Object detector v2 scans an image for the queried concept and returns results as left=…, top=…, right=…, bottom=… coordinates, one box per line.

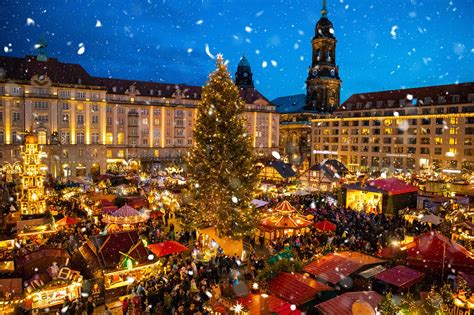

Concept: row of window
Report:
left=345, top=94, right=474, bottom=110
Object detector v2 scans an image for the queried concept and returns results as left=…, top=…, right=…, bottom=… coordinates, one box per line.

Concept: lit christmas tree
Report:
left=184, top=55, right=260, bottom=239
left=19, top=133, right=47, bottom=216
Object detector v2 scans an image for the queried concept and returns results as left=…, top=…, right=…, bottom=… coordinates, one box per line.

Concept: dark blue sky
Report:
left=1, top=0, right=473, bottom=101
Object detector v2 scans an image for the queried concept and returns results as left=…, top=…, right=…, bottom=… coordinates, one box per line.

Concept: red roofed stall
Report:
left=304, top=252, right=385, bottom=287
left=268, top=272, right=333, bottom=307
left=406, top=231, right=474, bottom=274
left=374, top=265, right=424, bottom=291
left=315, top=291, right=382, bottom=315
left=236, top=293, right=302, bottom=315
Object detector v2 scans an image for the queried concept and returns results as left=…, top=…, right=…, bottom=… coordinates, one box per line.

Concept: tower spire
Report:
left=321, top=0, right=328, bottom=17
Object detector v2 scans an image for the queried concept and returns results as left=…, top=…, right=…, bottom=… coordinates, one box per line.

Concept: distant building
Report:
left=0, top=54, right=278, bottom=177
left=311, top=82, right=474, bottom=176
left=275, top=0, right=341, bottom=164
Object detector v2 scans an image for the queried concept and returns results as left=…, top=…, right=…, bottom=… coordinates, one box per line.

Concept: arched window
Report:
left=38, top=131, right=47, bottom=144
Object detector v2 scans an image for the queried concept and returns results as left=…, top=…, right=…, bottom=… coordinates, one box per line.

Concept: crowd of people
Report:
left=2, top=172, right=441, bottom=314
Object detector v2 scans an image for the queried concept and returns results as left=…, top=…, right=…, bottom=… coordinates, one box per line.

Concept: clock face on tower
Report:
left=312, top=69, right=318, bottom=76
left=243, top=72, right=249, bottom=77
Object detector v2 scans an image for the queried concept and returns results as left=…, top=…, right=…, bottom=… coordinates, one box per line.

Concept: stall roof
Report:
left=367, top=178, right=418, bottom=196
left=16, top=248, right=70, bottom=279
left=358, top=265, right=387, bottom=279
left=268, top=272, right=332, bottom=306
left=268, top=160, right=297, bottom=178
left=406, top=231, right=474, bottom=273
left=374, top=265, right=425, bottom=290
left=304, top=252, right=385, bottom=285
left=315, top=291, right=382, bottom=315
left=85, top=230, right=149, bottom=271
left=236, top=293, right=302, bottom=315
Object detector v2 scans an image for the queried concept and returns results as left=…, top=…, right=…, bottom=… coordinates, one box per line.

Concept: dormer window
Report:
left=77, top=78, right=82, bottom=84
left=451, top=95, right=459, bottom=103
left=424, top=97, right=432, bottom=104
left=387, top=100, right=394, bottom=107
left=438, top=96, right=446, bottom=104
left=112, top=86, right=117, bottom=93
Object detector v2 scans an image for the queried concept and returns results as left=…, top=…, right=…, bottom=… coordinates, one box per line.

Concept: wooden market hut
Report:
left=304, top=251, right=386, bottom=289
left=314, top=291, right=382, bottom=315
left=71, top=230, right=157, bottom=303
left=343, top=178, right=418, bottom=215
left=373, top=265, right=425, bottom=293
left=257, top=200, right=312, bottom=241
left=259, top=160, right=297, bottom=183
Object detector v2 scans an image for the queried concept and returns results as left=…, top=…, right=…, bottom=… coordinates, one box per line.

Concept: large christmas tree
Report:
left=184, top=55, right=260, bottom=239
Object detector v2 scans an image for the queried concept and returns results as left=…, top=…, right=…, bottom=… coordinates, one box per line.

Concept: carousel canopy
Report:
left=56, top=216, right=80, bottom=226
left=148, top=241, right=188, bottom=257
left=102, top=204, right=149, bottom=224
left=315, top=291, right=381, bottom=315
left=260, top=201, right=311, bottom=230
left=406, top=231, right=474, bottom=273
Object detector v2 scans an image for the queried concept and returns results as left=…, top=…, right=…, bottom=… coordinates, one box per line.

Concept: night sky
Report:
left=1, top=0, right=473, bottom=101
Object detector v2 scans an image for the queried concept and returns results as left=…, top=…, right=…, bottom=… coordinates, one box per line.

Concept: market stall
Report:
left=406, top=231, right=474, bottom=274
left=268, top=272, right=333, bottom=308
left=314, top=291, right=382, bottom=315
left=373, top=265, right=425, bottom=292
left=304, top=251, right=386, bottom=287
left=235, top=293, right=303, bottom=315
left=71, top=230, right=160, bottom=303
left=148, top=241, right=189, bottom=257
left=343, top=178, right=418, bottom=215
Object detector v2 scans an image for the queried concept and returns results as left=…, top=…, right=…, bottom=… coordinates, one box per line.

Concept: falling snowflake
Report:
left=232, top=196, right=238, bottom=203
left=390, top=25, right=398, bottom=39
left=245, top=26, right=252, bottom=33
left=95, top=20, right=102, bottom=27
left=26, top=18, right=35, bottom=26
left=270, top=60, right=278, bottom=67
left=187, top=48, right=193, bottom=53
left=196, top=19, right=203, bottom=25
left=255, top=10, right=264, bottom=17
left=204, top=44, right=215, bottom=59
left=77, top=43, right=85, bottom=55
left=262, top=61, right=268, bottom=68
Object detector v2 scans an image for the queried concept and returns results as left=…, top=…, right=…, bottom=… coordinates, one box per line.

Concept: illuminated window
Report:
left=450, top=128, right=458, bottom=135
left=450, top=117, right=458, bottom=124
left=38, top=131, right=47, bottom=144
left=384, top=128, right=392, bottom=135
left=106, top=132, right=113, bottom=144
left=154, top=150, right=159, bottom=157
left=383, top=119, right=392, bottom=126
left=449, top=138, right=458, bottom=145
left=106, top=149, right=112, bottom=158
left=449, top=148, right=457, bottom=155
left=117, top=132, right=124, bottom=145
left=435, top=137, right=443, bottom=145
left=361, top=128, right=369, bottom=135
left=323, top=129, right=330, bottom=135
left=77, top=104, right=84, bottom=111
left=117, top=150, right=124, bottom=158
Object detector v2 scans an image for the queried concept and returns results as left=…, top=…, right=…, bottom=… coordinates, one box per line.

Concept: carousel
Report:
left=102, top=205, right=149, bottom=230
left=257, top=200, right=312, bottom=242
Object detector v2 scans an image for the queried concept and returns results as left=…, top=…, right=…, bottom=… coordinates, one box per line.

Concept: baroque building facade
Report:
left=0, top=55, right=278, bottom=177
left=311, top=83, right=474, bottom=176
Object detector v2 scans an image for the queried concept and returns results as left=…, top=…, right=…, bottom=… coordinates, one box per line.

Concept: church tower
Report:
left=235, top=56, right=254, bottom=88
left=305, top=0, right=341, bottom=113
